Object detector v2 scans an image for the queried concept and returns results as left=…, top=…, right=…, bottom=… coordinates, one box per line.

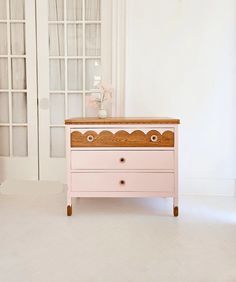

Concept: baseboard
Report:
left=180, top=178, right=236, bottom=197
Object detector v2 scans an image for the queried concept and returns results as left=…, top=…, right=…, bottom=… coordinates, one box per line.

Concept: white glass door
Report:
left=37, top=0, right=112, bottom=181
left=0, top=0, right=38, bottom=182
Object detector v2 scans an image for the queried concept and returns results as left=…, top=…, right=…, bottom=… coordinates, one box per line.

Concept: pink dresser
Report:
left=65, top=117, right=180, bottom=216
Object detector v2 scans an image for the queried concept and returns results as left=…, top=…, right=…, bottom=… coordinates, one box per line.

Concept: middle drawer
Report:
left=71, top=150, right=174, bottom=170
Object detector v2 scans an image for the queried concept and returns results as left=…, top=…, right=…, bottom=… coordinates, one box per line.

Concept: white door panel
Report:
left=37, top=0, right=112, bottom=181
left=0, top=0, right=38, bottom=182
left=0, top=0, right=123, bottom=183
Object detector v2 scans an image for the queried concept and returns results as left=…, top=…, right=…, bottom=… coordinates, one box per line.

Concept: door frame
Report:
left=112, top=0, right=126, bottom=117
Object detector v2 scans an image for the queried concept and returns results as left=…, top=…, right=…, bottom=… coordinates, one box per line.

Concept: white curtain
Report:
left=48, top=0, right=64, bottom=21
left=12, top=93, right=27, bottom=123
left=0, top=20, right=8, bottom=90
left=0, top=0, right=7, bottom=20
left=67, top=24, right=83, bottom=56
left=0, top=92, right=9, bottom=123
left=50, top=94, right=65, bottom=124
left=0, top=127, right=10, bottom=157
left=49, top=59, right=65, bottom=90
left=12, top=59, right=26, bottom=89
left=0, top=3, right=26, bottom=88
left=12, top=126, right=28, bottom=156
left=0, top=23, right=7, bottom=55
left=68, top=59, right=83, bottom=90
left=67, top=0, right=83, bottom=21
left=48, top=0, right=65, bottom=91
left=85, top=24, right=101, bottom=56
left=0, top=58, right=8, bottom=89
left=0, top=0, right=27, bottom=157
left=85, top=0, right=100, bottom=20
left=49, top=0, right=101, bottom=103
left=11, top=23, right=25, bottom=55
left=0, top=2, right=8, bottom=92
left=10, top=0, right=25, bottom=20
left=49, top=24, right=64, bottom=56
left=0, top=0, right=25, bottom=20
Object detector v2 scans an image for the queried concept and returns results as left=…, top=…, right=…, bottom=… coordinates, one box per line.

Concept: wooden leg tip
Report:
left=67, top=205, right=72, bottom=216
left=173, top=206, right=179, bottom=217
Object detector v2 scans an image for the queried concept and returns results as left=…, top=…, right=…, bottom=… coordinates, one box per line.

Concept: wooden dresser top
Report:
left=65, top=117, right=180, bottom=125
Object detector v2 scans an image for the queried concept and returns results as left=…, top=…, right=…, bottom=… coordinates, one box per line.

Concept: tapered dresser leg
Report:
left=173, top=195, right=179, bottom=217
left=173, top=206, right=179, bottom=217
left=67, top=192, right=72, bottom=216
left=67, top=205, right=72, bottom=216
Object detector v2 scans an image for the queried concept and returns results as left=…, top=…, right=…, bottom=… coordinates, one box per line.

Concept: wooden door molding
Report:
left=112, top=0, right=126, bottom=117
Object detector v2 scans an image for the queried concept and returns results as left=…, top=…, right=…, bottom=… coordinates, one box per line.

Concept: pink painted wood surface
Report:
left=71, top=150, right=174, bottom=170
left=173, top=125, right=179, bottom=208
left=66, top=126, right=72, bottom=206
left=71, top=172, right=174, bottom=192
left=66, top=123, right=179, bottom=215
left=70, top=191, right=174, bottom=198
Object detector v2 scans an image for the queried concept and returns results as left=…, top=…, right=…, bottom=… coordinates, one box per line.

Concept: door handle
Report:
left=39, top=98, right=49, bottom=110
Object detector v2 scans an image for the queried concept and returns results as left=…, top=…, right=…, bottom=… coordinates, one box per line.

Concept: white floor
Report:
left=0, top=181, right=236, bottom=282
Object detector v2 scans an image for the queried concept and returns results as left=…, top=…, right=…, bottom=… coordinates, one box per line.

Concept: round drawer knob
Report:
left=120, top=158, right=125, bottom=163
left=150, top=135, right=158, bottom=142
left=87, top=135, right=94, bottom=142
left=120, top=180, right=125, bottom=185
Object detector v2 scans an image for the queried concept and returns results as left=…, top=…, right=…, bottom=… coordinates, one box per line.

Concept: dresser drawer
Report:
left=71, top=150, right=174, bottom=170
left=71, top=129, right=174, bottom=148
left=71, top=172, right=174, bottom=192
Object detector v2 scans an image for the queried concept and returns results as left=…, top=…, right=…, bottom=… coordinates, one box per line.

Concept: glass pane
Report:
left=50, top=93, right=65, bottom=124
left=0, top=58, right=8, bottom=89
left=85, top=59, right=101, bottom=90
left=50, top=127, right=65, bottom=158
left=12, top=93, right=27, bottom=123
left=68, top=59, right=82, bottom=90
left=48, top=0, right=64, bottom=21
left=85, top=24, right=101, bottom=56
left=67, top=0, right=83, bottom=21
left=67, top=24, right=83, bottom=56
left=85, top=0, right=100, bottom=21
left=85, top=93, right=99, bottom=117
left=49, top=59, right=65, bottom=90
left=0, top=126, right=10, bottom=156
left=86, top=93, right=112, bottom=117
left=12, top=126, right=28, bottom=157
left=0, top=23, right=7, bottom=55
left=0, top=92, right=9, bottom=123
left=68, top=93, right=83, bottom=118
left=10, top=0, right=25, bottom=20
left=0, top=0, right=7, bottom=19
left=12, top=58, right=26, bottom=89
left=49, top=24, right=64, bottom=56
left=11, top=23, right=25, bottom=55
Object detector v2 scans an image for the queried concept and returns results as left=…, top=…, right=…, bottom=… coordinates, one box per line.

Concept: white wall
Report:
left=125, top=0, right=236, bottom=195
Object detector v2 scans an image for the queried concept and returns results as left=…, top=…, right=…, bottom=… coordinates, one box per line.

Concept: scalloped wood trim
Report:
left=71, top=130, right=174, bottom=147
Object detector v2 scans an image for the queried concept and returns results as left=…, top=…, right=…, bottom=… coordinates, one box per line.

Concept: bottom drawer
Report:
left=71, top=172, right=174, bottom=192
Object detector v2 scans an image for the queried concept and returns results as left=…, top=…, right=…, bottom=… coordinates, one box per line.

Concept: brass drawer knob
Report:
left=120, top=158, right=125, bottom=163
left=150, top=135, right=158, bottom=142
left=87, top=135, right=94, bottom=142
left=120, top=180, right=125, bottom=185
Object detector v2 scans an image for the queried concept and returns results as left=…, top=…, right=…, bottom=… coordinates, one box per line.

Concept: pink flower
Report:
left=98, top=82, right=113, bottom=102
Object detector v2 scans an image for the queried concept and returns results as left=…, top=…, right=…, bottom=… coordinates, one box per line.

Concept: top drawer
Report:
left=71, top=129, right=174, bottom=148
